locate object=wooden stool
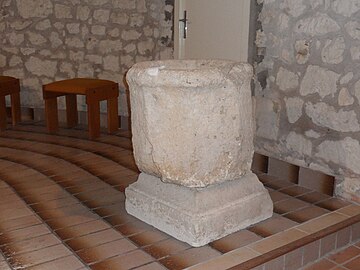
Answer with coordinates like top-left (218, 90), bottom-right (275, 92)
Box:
top-left (43, 78), bottom-right (119, 139)
top-left (0, 76), bottom-right (21, 131)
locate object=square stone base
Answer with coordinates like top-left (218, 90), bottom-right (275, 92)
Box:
top-left (125, 172), bottom-right (273, 247)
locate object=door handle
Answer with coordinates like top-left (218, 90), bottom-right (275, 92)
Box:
top-left (179, 10), bottom-right (188, 39)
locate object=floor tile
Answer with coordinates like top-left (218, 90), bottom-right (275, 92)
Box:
top-left (143, 239), bottom-right (191, 260)
top-left (0, 224), bottom-right (51, 245)
top-left (2, 233), bottom-right (60, 256)
top-left (26, 255), bottom-right (85, 270)
top-left (9, 244), bottom-right (72, 269)
top-left (343, 254), bottom-right (360, 270)
top-left (159, 246), bottom-right (221, 270)
top-left (304, 258), bottom-right (336, 270)
top-left (91, 249), bottom-right (154, 270)
top-left (249, 215), bottom-right (298, 237)
top-left (129, 229), bottom-right (170, 247)
top-left (76, 238), bottom-right (138, 264)
top-left (210, 229), bottom-right (262, 253)
top-left (328, 245), bottom-right (360, 264)
top-left (55, 219), bottom-right (111, 240)
top-left (284, 206), bottom-right (330, 223)
top-left (274, 198), bottom-right (310, 215)
top-left (316, 197), bottom-right (351, 211)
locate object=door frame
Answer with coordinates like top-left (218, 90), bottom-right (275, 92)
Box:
top-left (174, 0), bottom-right (252, 61)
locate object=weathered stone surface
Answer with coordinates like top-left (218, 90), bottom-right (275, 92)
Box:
top-left (76, 6), bottom-right (90, 21)
top-left (137, 40), bottom-right (155, 55)
top-left (335, 176), bottom-right (360, 203)
top-left (60, 62), bottom-right (75, 77)
top-left (25, 56), bottom-right (57, 77)
top-left (77, 63), bottom-right (94, 77)
top-left (338, 88), bottom-right (354, 106)
top-left (295, 40), bottom-right (310, 64)
top-left (85, 54), bottom-right (102, 64)
top-left (285, 132), bottom-right (312, 157)
top-left (285, 97), bottom-right (303, 123)
top-left (103, 55), bottom-right (119, 71)
top-left (305, 102), bottom-right (360, 132)
top-left (111, 0), bottom-right (136, 9)
top-left (85, 0), bottom-right (108, 5)
top-left (126, 172), bottom-right (273, 247)
top-left (294, 13), bottom-right (340, 36)
top-left (49, 32), bottom-right (63, 48)
top-left (27, 32), bottom-right (47, 45)
top-left (340, 72), bottom-right (353, 85)
top-left (7, 32), bottom-right (24, 46)
top-left (300, 65), bottom-right (340, 98)
top-left (321, 37), bottom-right (345, 64)
top-left (16, 0), bottom-right (53, 18)
top-left (130, 14), bottom-right (144, 27)
top-left (305, 129), bottom-right (321, 139)
top-left (98, 39), bottom-right (122, 54)
top-left (93, 9), bottom-right (110, 23)
top-left (65, 37), bottom-right (84, 48)
top-left (10, 20), bottom-right (32, 30)
top-left (136, 0), bottom-right (147, 12)
top-left (332, 0), bottom-right (360, 17)
top-left (66, 23), bottom-right (80, 34)
top-left (256, 97), bottom-right (280, 140)
top-left (3, 68), bottom-right (25, 78)
top-left (91, 25), bottom-right (106, 35)
top-left (127, 60), bottom-right (254, 187)
top-left (350, 46), bottom-right (360, 60)
top-left (9, 55), bottom-right (22, 67)
top-left (310, 0), bottom-right (324, 9)
top-left (276, 67), bottom-right (299, 91)
top-left (35, 19), bottom-right (51, 30)
top-left (126, 60), bottom-right (273, 246)
top-left (0, 55), bottom-right (7, 67)
top-left (69, 51), bottom-right (84, 61)
top-left (354, 80), bottom-right (360, 104)
top-left (121, 30), bottom-right (142, 41)
top-left (345, 21), bottom-right (360, 40)
top-left (280, 0), bottom-right (305, 17)
top-left (110, 12), bottom-right (129, 25)
top-left (316, 137), bottom-right (360, 175)
top-left (54, 4), bottom-right (72, 19)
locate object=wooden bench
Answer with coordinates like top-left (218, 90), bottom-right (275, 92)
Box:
top-left (43, 78), bottom-right (119, 139)
top-left (0, 76), bottom-right (21, 131)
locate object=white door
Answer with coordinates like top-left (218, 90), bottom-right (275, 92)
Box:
top-left (174, 0), bottom-right (251, 62)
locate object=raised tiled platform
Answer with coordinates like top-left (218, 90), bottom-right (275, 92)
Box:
top-left (0, 122), bottom-right (359, 270)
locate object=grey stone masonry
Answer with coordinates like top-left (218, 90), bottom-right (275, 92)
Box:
top-left (254, 0), bottom-right (360, 202)
top-left (0, 0), bottom-right (174, 116)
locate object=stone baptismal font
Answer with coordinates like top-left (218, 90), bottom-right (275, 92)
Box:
top-left (125, 60), bottom-right (273, 247)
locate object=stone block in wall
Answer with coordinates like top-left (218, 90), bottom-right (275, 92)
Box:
top-left (16, 0), bottom-right (53, 19)
top-left (255, 97), bottom-right (280, 140)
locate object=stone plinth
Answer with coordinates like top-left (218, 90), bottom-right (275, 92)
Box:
top-left (125, 60), bottom-right (273, 247)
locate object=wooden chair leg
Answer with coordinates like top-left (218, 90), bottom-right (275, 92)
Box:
top-left (45, 97), bottom-right (59, 133)
top-left (0, 96), bottom-right (7, 131)
top-left (66, 94), bottom-right (78, 128)
top-left (10, 91), bottom-right (21, 125)
top-left (107, 97), bottom-right (119, 133)
top-left (87, 100), bottom-right (100, 139)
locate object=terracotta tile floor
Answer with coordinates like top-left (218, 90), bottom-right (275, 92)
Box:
top-left (304, 240), bottom-right (360, 270)
top-left (0, 122), bottom-right (359, 270)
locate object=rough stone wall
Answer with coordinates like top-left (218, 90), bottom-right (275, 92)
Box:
top-left (0, 0), bottom-right (173, 116)
top-left (254, 0), bottom-right (360, 202)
